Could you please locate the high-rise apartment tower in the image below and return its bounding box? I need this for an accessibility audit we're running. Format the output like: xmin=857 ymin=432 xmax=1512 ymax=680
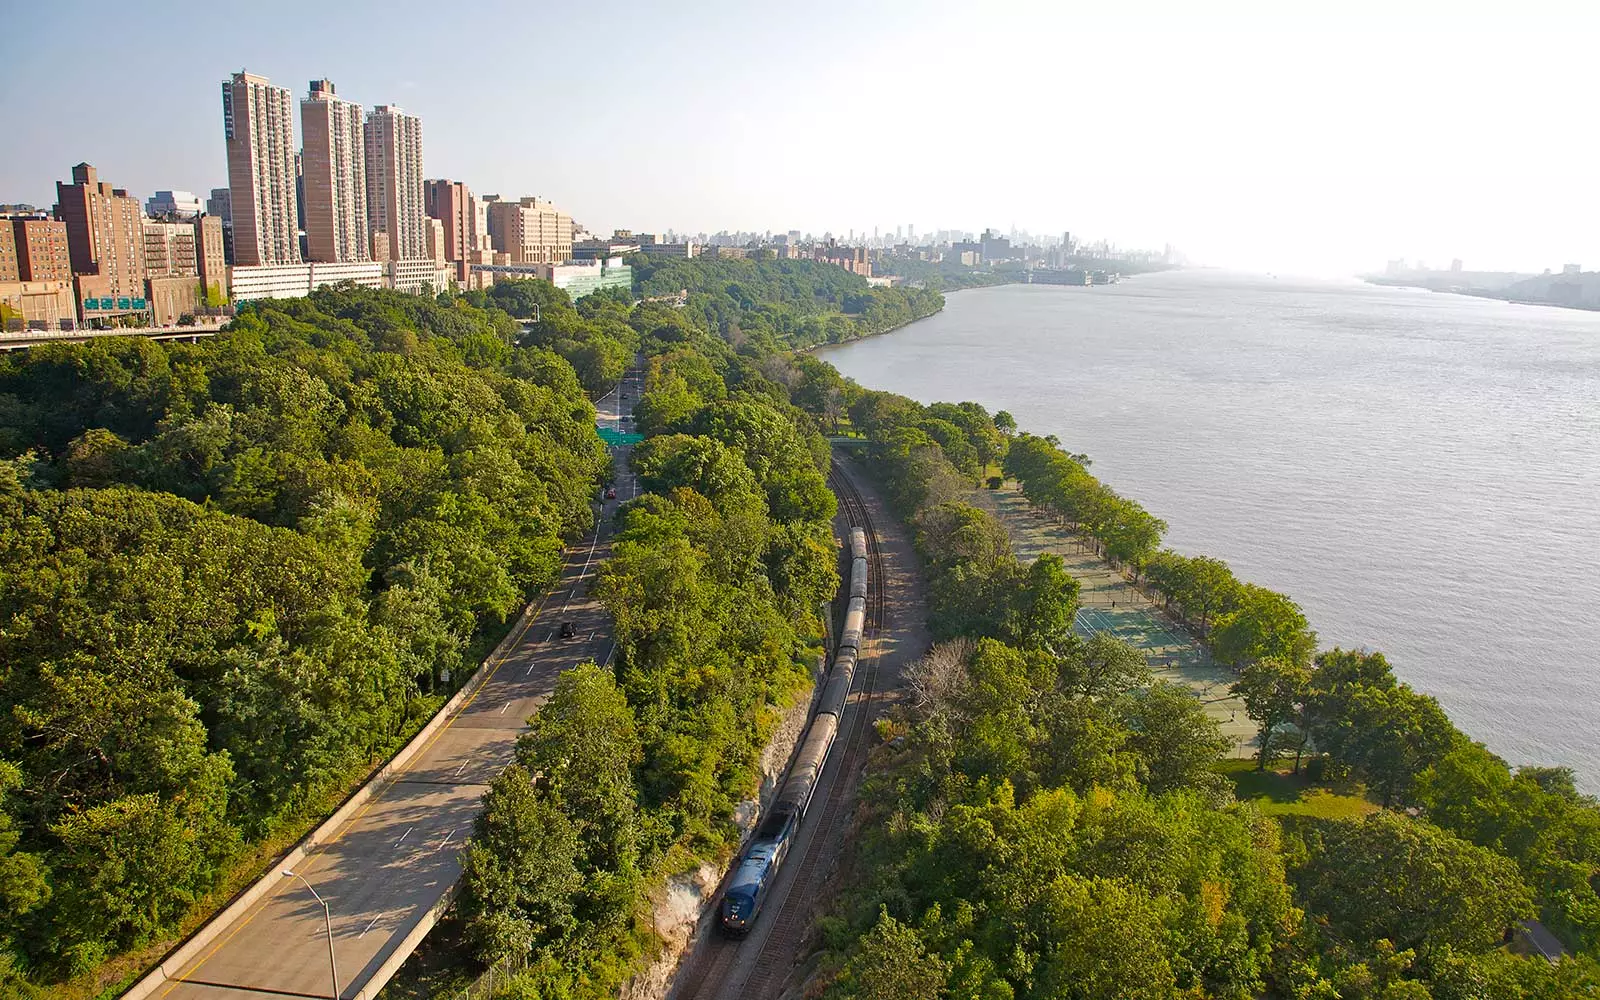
xmin=222 ymin=71 xmax=301 ymax=265
xmin=364 ymin=105 xmax=425 ymax=261
xmin=301 ymin=79 xmax=370 ymax=262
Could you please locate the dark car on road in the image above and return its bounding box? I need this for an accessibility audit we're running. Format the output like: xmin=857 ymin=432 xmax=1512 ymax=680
xmin=605 ymin=487 xmax=617 ymax=499
xmin=559 ymin=621 xmax=575 ymax=639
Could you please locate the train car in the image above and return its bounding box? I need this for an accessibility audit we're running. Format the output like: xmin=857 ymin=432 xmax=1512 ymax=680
xmin=850 ymin=527 xmax=868 ymax=562
xmin=849 ymin=556 xmax=868 ymax=600
xmin=831 ymin=645 xmax=858 ymax=691
xmin=817 ymin=665 xmax=852 ymax=719
xmin=839 ymin=596 xmax=866 ymax=652
xmin=719 ymin=714 xmax=838 ymax=936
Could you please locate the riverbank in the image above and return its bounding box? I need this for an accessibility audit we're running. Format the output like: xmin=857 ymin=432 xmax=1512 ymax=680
xmin=1363 ymin=273 xmax=1600 ymax=314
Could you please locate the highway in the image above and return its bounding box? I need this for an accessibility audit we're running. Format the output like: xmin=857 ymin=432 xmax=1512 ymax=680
xmin=141 ymin=367 xmax=644 ymax=1000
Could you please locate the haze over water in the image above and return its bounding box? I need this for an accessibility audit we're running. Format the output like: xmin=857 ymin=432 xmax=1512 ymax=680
xmin=819 ymin=272 xmax=1600 ymax=790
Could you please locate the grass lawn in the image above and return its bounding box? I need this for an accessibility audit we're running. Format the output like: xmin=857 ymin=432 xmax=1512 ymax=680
xmin=1218 ymin=759 xmax=1379 ymax=820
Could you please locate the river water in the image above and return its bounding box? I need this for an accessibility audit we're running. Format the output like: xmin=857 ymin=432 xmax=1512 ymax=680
xmin=817 ymin=271 xmax=1600 ymax=789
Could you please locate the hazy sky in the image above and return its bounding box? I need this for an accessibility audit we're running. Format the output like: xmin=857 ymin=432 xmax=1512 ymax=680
xmin=5 ymin=0 xmax=1598 ymax=274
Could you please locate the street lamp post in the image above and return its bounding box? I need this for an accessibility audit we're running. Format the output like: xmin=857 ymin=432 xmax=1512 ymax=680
xmin=282 ymin=869 xmax=340 ymax=1000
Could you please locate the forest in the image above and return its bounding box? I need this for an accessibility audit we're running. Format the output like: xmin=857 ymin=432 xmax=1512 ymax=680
xmin=630 ymin=254 xmax=944 ymax=351
xmin=0 ymin=285 xmax=611 ymax=990
xmin=813 ymin=382 xmax=1600 ymax=999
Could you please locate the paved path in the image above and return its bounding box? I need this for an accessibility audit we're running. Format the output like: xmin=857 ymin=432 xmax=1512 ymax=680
xmin=152 ymin=369 xmax=644 ymax=1000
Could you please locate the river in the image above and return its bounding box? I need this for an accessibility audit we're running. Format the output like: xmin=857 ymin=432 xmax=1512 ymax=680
xmin=817 ymin=271 xmax=1600 ymax=790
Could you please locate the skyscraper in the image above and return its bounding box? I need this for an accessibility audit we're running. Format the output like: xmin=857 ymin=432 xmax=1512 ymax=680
xmin=222 ymin=71 xmax=300 ymax=265
xmin=364 ymin=105 xmax=425 ymax=261
xmin=301 ymin=79 xmax=370 ymax=262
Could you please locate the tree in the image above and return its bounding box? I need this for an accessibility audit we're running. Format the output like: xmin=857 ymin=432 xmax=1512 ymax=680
xmin=832 ymin=910 xmax=946 ymax=1000
xmin=1317 ymin=683 xmax=1458 ymax=807
xmin=1175 ymin=555 xmax=1238 ymax=633
xmin=1004 ymin=553 xmax=1081 ymax=651
xmin=1233 ymin=657 xmax=1311 ymax=770
xmin=993 ymin=410 xmax=1017 ymax=436
xmin=1292 ymin=812 xmax=1534 ymax=956
xmin=1030 ymin=875 xmax=1178 ymax=1000
xmin=1211 ymin=584 xmax=1317 ymax=668
xmin=1121 ymin=681 xmax=1230 ymax=795
xmin=0 ymin=762 xmax=48 ymax=962
xmin=516 ymin=663 xmax=642 ymax=872
xmin=459 ymin=764 xmax=581 ymax=962
xmin=1062 ymin=632 xmax=1151 ymax=700
xmin=905 ymin=638 xmax=977 ymax=718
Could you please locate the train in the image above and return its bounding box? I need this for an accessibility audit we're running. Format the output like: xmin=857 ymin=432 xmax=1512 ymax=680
xmin=719 ymin=527 xmax=867 ymax=936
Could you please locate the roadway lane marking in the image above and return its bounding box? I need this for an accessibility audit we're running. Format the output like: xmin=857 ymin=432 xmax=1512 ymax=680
xmin=394 ymin=827 xmax=413 ymax=848
xmin=500 ymin=701 xmax=512 ymax=714
xmin=559 ymin=521 xmax=603 ymax=614
xmin=453 ymin=760 xmax=470 ymax=778
xmin=437 ymin=828 xmax=458 ymax=851
xmin=602 ymin=641 xmax=616 ymax=666
xmin=358 ymin=915 xmax=382 ymax=939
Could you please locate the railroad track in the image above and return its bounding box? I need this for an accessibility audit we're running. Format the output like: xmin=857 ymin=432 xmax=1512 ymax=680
xmin=675 ymin=462 xmax=887 ymax=1000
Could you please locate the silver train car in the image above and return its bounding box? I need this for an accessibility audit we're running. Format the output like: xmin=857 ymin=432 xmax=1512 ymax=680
xmin=719 ymin=526 xmax=868 ymax=936
xmin=839 ymin=596 xmax=866 ymax=653
xmin=849 ymin=556 xmax=868 ymax=601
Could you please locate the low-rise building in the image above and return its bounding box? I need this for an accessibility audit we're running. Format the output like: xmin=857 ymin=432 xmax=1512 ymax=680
xmin=0 ymin=279 xmax=77 ymax=331
xmin=641 ymin=242 xmax=698 ymax=259
xmin=228 ymin=261 xmax=385 ymax=301
xmin=470 ymin=258 xmax=631 ymax=298
xmin=146 ymin=275 xmax=205 ymax=326
xmin=388 ymin=257 xmax=451 ymax=295
xmin=146 ymin=190 xmax=203 ymax=218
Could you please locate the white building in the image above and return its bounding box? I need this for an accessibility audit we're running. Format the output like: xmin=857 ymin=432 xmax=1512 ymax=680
xmin=146 ymin=190 xmax=203 ymax=218
xmin=228 ymin=261 xmax=384 ymax=301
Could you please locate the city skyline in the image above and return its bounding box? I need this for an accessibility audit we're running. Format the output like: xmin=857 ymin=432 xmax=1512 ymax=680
xmin=7 ymin=2 xmax=1600 ymax=274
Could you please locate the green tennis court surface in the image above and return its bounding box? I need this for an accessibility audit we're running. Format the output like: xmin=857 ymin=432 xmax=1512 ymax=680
xmin=1072 ymin=601 xmax=1257 ymax=754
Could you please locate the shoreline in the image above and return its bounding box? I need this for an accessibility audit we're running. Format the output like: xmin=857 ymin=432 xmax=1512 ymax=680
xmin=1362 ymin=276 xmax=1600 ymax=315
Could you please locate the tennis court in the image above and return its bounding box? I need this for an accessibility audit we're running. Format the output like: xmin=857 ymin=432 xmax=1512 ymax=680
xmin=1070 ymin=596 xmax=1256 ymax=753
xmin=968 ymin=481 xmax=1260 ymax=756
